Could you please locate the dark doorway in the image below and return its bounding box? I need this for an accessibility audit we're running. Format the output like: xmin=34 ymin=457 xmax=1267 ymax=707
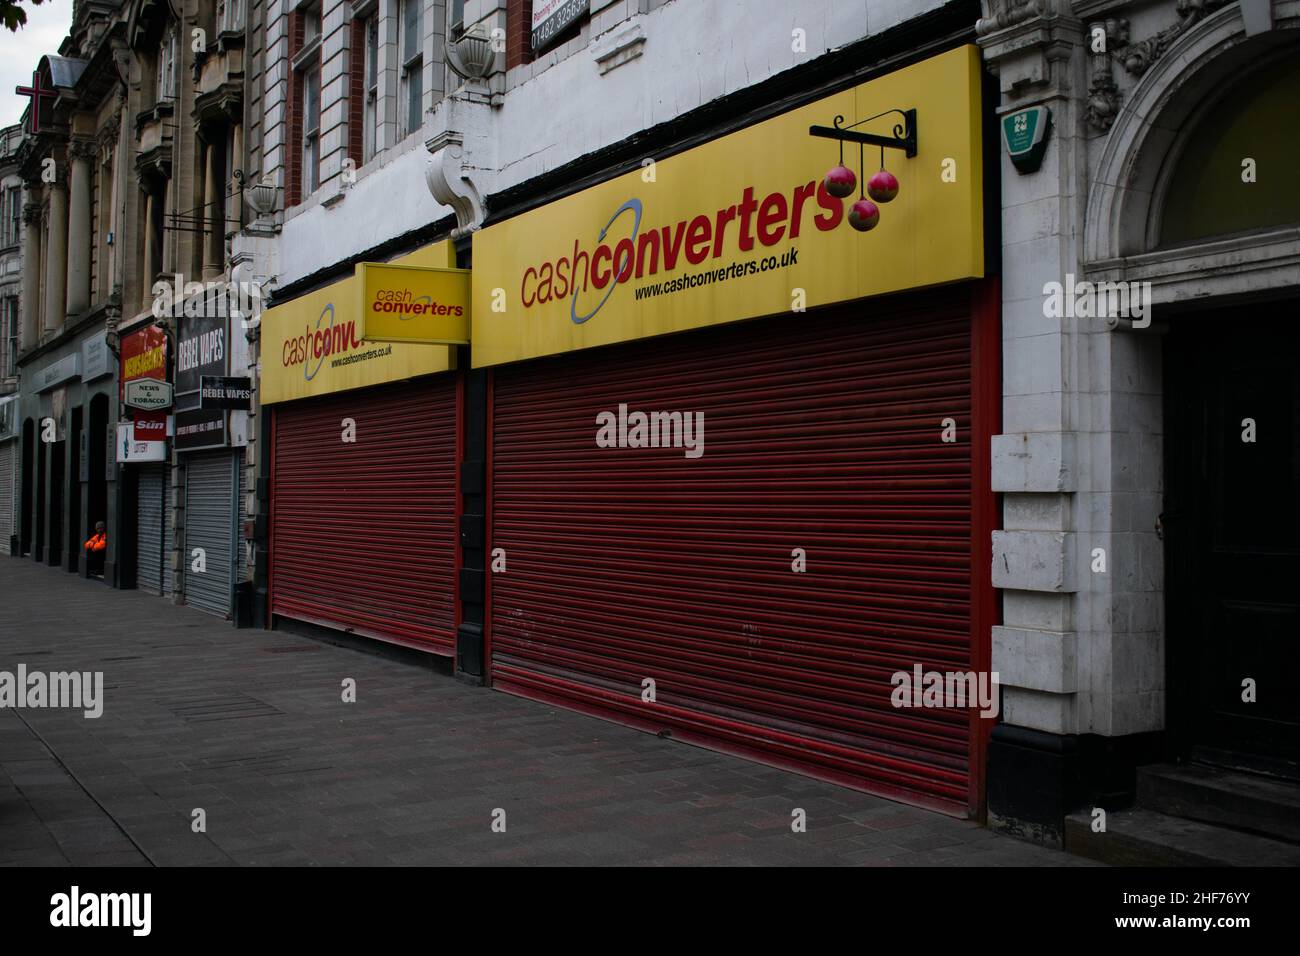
xmin=34 ymin=427 xmax=45 ymax=562
xmin=88 ymin=394 xmax=110 ymax=581
xmin=48 ymin=433 xmax=64 ymax=568
xmin=20 ymin=418 xmax=32 ymax=556
xmin=1164 ymin=306 xmax=1300 ymax=776
xmin=67 ymin=405 xmax=83 ymax=573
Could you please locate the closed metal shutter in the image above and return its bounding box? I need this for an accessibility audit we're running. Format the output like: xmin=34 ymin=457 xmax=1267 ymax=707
xmin=271 ymin=377 xmax=458 ymax=653
xmin=136 ymin=464 xmax=167 ymax=594
xmin=184 ymin=451 xmax=238 ymax=616
xmin=491 ymin=287 xmax=978 ymax=812
xmin=0 ymin=441 xmax=13 ymax=555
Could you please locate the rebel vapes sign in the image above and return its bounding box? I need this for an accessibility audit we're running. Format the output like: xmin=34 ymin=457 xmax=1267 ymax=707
xmin=175 ymin=310 xmax=228 ymax=451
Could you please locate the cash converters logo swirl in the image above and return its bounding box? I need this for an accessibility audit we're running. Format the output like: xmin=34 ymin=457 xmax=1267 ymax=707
xmin=280 ymin=303 xmax=363 ymax=381
xmin=571 ymin=198 xmax=640 ymax=325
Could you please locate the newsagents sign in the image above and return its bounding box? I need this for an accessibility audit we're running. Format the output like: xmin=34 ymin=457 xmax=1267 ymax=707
xmin=470 ymin=46 xmax=985 ymax=368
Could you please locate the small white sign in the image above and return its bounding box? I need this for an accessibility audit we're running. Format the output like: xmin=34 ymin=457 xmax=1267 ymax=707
xmin=124 ymin=379 xmax=173 ymax=410
xmin=116 ymin=424 xmax=167 ymax=463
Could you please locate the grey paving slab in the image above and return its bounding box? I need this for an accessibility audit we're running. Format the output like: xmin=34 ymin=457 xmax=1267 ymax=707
xmin=0 ymin=558 xmax=1098 ymax=867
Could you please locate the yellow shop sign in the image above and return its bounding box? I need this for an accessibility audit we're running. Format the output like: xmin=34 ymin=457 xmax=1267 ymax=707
xmin=357 ymin=262 xmax=471 ymax=345
xmin=471 ymin=45 xmax=984 ymax=368
xmin=260 ymin=242 xmax=457 ymax=405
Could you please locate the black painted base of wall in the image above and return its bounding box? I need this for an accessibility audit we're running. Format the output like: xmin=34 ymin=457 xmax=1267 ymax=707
xmin=456 ymin=623 xmax=484 ymax=684
xmin=987 ymin=723 xmax=1164 ymax=847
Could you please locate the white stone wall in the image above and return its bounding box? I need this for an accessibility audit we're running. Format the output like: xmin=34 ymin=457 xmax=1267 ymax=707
xmin=271 ymin=0 xmax=949 ymax=285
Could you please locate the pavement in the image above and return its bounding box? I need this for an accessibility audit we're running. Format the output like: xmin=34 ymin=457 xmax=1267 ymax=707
xmin=0 ymin=557 xmax=1094 ymax=867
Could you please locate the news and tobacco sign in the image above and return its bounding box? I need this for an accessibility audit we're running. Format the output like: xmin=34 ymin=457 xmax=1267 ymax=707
xmin=199 ymin=376 xmax=252 ymax=411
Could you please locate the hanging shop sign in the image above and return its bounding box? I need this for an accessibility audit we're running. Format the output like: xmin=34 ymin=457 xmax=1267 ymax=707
xmin=133 ymin=410 xmax=168 ymax=442
xmin=199 ymin=376 xmax=252 ymax=410
xmin=116 ymin=423 xmax=167 ymax=463
xmin=356 ymin=263 xmax=471 ymax=345
xmin=260 ymin=241 xmax=457 ymax=405
xmin=120 ymin=324 xmax=169 ymax=406
xmin=470 ymin=45 xmax=984 ymax=368
xmin=124 ymin=379 xmax=173 ymax=410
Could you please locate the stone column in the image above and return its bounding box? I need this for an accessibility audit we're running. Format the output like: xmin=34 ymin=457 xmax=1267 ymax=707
xmin=65 ymin=140 xmax=95 ymax=315
xmin=20 ymin=199 xmax=42 ymax=351
xmin=202 ymin=141 xmax=220 ymax=279
xmin=141 ymin=189 xmax=155 ymax=310
xmin=43 ymin=177 xmax=68 ymax=335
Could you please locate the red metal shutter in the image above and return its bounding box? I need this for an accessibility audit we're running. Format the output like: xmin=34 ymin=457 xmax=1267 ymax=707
xmin=271 ymin=377 xmax=459 ymax=653
xmin=490 ymin=287 xmax=976 ymax=812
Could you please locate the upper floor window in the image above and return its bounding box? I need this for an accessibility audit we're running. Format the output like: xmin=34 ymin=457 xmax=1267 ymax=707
xmin=1 ymin=298 xmax=17 ymax=375
xmin=157 ymin=28 xmax=177 ymax=102
xmin=293 ymin=3 xmax=324 ymax=200
xmin=449 ymin=0 xmax=465 ymax=39
xmin=398 ymin=0 xmax=423 ymax=138
xmin=1 ymin=186 xmax=20 ymax=247
xmin=364 ymin=13 xmax=380 ymax=161
xmin=217 ymin=0 xmax=245 ymax=34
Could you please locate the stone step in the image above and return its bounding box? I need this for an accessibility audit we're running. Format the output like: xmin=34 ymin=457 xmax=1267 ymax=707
xmin=1138 ymin=763 xmax=1300 ymax=844
xmin=1064 ymin=808 xmax=1300 ymax=867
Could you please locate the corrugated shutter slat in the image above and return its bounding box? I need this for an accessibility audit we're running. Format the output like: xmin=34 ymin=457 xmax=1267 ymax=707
xmin=270 ymin=378 xmax=458 ymax=653
xmin=491 ymin=288 xmax=974 ymax=811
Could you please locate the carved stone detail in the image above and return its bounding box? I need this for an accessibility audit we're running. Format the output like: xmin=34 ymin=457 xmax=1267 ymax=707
xmin=1113 ymin=0 xmax=1231 ymax=77
xmin=977 ymin=0 xmax=1045 ymax=36
xmin=425 ymin=129 xmax=484 ymax=239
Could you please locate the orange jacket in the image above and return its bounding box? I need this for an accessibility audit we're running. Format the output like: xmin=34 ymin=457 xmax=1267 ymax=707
xmin=85 ymin=533 xmax=106 ymax=553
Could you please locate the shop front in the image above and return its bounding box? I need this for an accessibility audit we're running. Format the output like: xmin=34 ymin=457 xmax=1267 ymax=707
xmin=471 ymin=46 xmax=999 ymax=814
xmin=174 ymin=291 xmax=250 ymax=618
xmin=18 ymin=328 xmax=116 ymax=579
xmin=260 ymin=242 xmax=463 ymax=654
xmin=118 ymin=323 xmax=172 ymax=595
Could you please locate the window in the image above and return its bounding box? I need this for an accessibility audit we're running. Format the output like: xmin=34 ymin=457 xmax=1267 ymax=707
xmin=1 ymin=186 xmax=20 ymax=247
xmin=364 ymin=13 xmax=379 ymax=161
xmin=398 ymin=0 xmax=423 ymax=138
xmin=293 ymin=4 xmax=323 ymax=201
xmin=303 ymin=66 xmax=321 ymax=194
xmin=2 ymin=298 xmax=17 ymax=375
xmin=450 ymin=0 xmax=464 ymax=39
xmin=217 ymin=0 xmax=244 ymax=33
xmin=157 ymin=28 xmax=177 ymax=102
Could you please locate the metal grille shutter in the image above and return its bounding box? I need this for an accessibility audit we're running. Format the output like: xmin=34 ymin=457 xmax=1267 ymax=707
xmin=184 ymin=451 xmax=236 ymax=616
xmin=0 ymin=441 xmax=13 ymax=555
xmin=163 ymin=471 xmax=174 ymax=597
xmin=270 ymin=377 xmax=458 ymax=653
xmin=136 ymin=465 xmax=166 ymax=594
xmin=491 ymin=288 xmax=975 ymax=811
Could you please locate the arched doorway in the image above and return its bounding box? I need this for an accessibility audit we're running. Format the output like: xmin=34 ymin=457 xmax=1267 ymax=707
xmin=1084 ymin=18 xmax=1300 ymax=774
